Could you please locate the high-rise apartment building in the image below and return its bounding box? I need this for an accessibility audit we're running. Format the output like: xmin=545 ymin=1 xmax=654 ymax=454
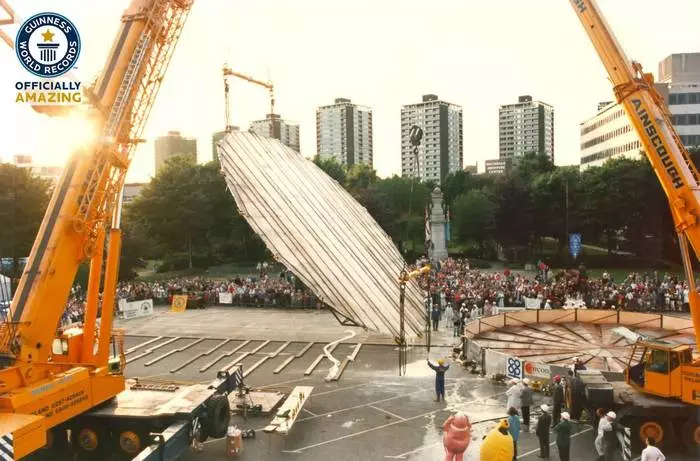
xmin=250 ymin=114 xmax=300 ymax=152
xmin=316 ymin=98 xmax=373 ymax=167
xmin=400 ymin=94 xmax=463 ymax=184
xmin=580 ymin=53 xmax=700 ymax=169
xmin=498 ymin=95 xmax=554 ymax=161
xmin=154 ymin=130 xmax=197 ymax=175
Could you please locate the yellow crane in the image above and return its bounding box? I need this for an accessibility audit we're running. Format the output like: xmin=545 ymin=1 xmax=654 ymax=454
xmin=569 ymin=0 xmax=699 ymax=452
xmin=0 ymin=0 xmax=194 ymax=457
xmin=222 ymin=64 xmax=276 ymax=137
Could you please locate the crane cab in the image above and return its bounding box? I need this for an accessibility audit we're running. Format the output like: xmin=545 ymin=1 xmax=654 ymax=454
xmin=626 ymin=339 xmax=698 ymax=403
xmin=51 ymin=327 xmax=86 ymax=364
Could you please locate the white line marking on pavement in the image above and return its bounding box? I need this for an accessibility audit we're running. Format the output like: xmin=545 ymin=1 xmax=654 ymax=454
xmin=517 ymin=426 xmax=592 ymax=459
xmin=369 ymin=405 xmax=406 ymax=421
xmin=258 ymin=376 xmax=312 ymax=388
xmin=286 ymin=390 xmax=506 ymax=453
xmin=312 ymin=382 xmax=368 ymax=397
xmin=302 ymin=408 xmax=318 ymax=417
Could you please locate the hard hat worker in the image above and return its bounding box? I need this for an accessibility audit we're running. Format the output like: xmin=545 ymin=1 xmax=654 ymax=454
xmin=427 ymin=358 xmax=450 ymax=402
xmin=442 ymin=411 xmax=472 ymax=461
xmin=480 ymin=418 xmax=514 ymax=461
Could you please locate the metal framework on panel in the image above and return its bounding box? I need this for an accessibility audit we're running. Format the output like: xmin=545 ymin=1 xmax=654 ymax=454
xmin=217 ymin=132 xmax=425 ymax=338
xmin=464 ymin=309 xmax=695 ymax=372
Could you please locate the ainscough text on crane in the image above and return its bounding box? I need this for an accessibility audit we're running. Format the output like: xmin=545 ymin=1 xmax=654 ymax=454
xmin=632 ymin=98 xmax=684 ymax=189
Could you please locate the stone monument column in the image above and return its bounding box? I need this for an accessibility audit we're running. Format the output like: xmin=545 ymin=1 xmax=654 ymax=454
xmin=428 ymin=186 xmax=448 ymax=263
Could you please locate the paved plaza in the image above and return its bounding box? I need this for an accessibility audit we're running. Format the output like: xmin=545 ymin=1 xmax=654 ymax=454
xmin=117 ymin=308 xmax=692 ymax=461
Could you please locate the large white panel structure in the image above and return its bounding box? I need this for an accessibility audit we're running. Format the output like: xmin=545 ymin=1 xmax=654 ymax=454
xmin=218 ymin=132 xmax=425 ymax=338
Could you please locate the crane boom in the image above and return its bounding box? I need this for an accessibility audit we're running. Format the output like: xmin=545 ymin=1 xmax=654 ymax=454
xmin=222 ymin=65 xmax=275 ymax=135
xmin=570 ymin=0 xmax=700 ymax=409
xmin=0 ymin=1 xmax=193 ymax=457
xmin=570 ymin=0 xmax=700 ymax=349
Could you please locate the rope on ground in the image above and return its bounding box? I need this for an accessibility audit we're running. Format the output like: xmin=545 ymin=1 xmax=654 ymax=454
xmin=324 ymin=329 xmax=356 ymax=382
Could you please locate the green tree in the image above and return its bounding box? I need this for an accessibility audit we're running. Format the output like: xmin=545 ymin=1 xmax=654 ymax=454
xmin=0 ymin=164 xmax=51 ymax=278
xmin=452 ymin=189 xmax=497 ymax=258
xmin=313 ymin=156 xmax=346 ymax=184
xmin=491 ymin=174 xmax=532 ymax=259
xmin=130 ymin=157 xmax=214 ymax=269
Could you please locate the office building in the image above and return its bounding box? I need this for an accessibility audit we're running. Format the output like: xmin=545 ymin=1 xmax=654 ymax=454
xmin=250 ymin=114 xmax=300 ymax=152
xmin=400 ymin=94 xmax=463 ymax=184
xmin=498 ymin=95 xmax=554 ymax=160
xmin=463 ymin=164 xmax=477 ymax=174
xmin=580 ymin=53 xmax=700 ymax=169
xmin=122 ymin=183 xmax=147 ymax=204
xmin=12 ymin=154 xmax=63 ymax=183
xmin=316 ymin=98 xmax=373 ymax=167
xmin=154 ymin=131 xmax=197 ymax=175
xmin=484 ymin=157 xmax=517 ymax=175
xmin=211 ymin=128 xmax=240 ymax=166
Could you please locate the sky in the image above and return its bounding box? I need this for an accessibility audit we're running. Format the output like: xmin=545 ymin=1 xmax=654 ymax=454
xmin=1 ymin=0 xmax=699 ymax=183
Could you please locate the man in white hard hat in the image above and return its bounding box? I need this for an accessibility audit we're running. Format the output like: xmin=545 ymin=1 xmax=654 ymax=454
xmin=535 ymin=404 xmax=551 ymax=458
xmin=594 ymin=411 xmax=616 ymax=460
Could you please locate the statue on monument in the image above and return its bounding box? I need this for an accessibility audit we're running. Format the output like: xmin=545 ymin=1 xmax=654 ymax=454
xmin=428 ymin=186 xmax=449 ymax=263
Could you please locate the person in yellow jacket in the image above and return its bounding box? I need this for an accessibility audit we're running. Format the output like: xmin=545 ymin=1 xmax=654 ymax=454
xmin=480 ymin=418 xmax=514 ymax=461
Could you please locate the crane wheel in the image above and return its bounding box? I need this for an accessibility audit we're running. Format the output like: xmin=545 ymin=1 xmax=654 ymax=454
xmin=76 ymin=428 xmax=100 ymax=452
xmin=202 ymin=393 xmax=230 ymax=439
xmin=118 ymin=430 xmax=143 ymax=455
xmin=638 ymin=420 xmax=672 ymax=447
xmin=681 ymin=420 xmax=700 ymax=455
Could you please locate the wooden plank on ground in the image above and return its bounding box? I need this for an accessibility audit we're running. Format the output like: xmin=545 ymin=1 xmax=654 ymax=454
xmin=304 ymin=354 xmax=324 ymax=376
xmin=199 ymin=340 xmax=250 ymax=373
xmin=145 ymin=338 xmax=205 ymax=367
xmin=243 ymin=356 xmax=270 ymax=377
xmin=269 ymin=342 xmax=290 ymax=358
xmin=348 ymin=343 xmax=363 ymax=361
xmin=170 ymin=339 xmax=230 ymax=373
xmin=330 ymin=357 xmax=350 ymax=382
xmin=273 ymin=356 xmax=296 ymax=374
xmin=263 ymin=386 xmax=314 ymax=435
xmin=126 ymin=337 xmax=180 ymax=364
xmin=295 ymin=342 xmax=314 ymax=358
xmin=125 ymin=336 xmax=164 ymax=355
xmin=250 ymin=340 xmax=271 ymax=354
xmin=220 ymin=352 xmax=251 ymax=373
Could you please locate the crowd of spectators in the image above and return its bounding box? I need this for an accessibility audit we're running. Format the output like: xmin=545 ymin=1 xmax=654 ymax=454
xmin=60 ymin=257 xmax=692 ymax=328
xmin=412 ymin=257 xmax=693 ymax=315
xmin=115 ymin=271 xmax=316 ymax=308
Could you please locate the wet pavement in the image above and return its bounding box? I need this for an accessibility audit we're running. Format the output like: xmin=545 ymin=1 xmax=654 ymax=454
xmin=117 ymin=309 xmax=694 ymax=461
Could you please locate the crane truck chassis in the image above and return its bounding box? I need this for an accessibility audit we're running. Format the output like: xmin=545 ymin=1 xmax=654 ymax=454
xmin=30 ymin=366 xmax=243 ymax=461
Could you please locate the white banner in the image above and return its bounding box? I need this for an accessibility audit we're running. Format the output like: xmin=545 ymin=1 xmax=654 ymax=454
xmin=524 ymin=297 xmax=541 ymax=309
xmin=563 ymin=297 xmax=586 ymax=309
xmin=218 ymin=292 xmax=233 ymax=304
xmin=119 ymin=299 xmax=153 ymax=319
xmin=524 ymin=361 xmax=550 ymax=378
xmin=495 ymin=307 xmax=526 ymax=314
